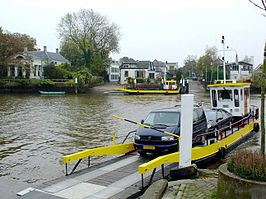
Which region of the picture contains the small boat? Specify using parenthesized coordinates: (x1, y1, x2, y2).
(39, 91, 66, 95)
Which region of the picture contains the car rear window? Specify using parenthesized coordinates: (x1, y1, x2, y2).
(144, 111, 180, 126)
(205, 110, 216, 121)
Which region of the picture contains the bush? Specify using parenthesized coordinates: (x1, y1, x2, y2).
(127, 77, 134, 84)
(0, 80, 5, 87)
(65, 79, 75, 87)
(227, 150, 266, 182)
(136, 78, 145, 83)
(29, 79, 41, 87)
(39, 79, 55, 87)
(14, 79, 29, 87)
(89, 76, 103, 85)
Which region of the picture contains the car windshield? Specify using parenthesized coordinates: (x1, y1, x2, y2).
(144, 111, 180, 126)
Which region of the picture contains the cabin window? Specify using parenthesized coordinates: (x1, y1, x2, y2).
(218, 90, 232, 101)
(234, 89, 239, 107)
(240, 89, 243, 101)
(212, 90, 217, 107)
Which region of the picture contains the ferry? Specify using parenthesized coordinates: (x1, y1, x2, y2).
(114, 79, 183, 94)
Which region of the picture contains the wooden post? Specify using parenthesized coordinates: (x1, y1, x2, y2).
(261, 42, 266, 155)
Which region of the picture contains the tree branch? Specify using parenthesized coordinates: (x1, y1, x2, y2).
(248, 0, 266, 11)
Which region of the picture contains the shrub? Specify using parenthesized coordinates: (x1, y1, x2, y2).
(227, 150, 266, 182)
(39, 79, 55, 87)
(65, 79, 75, 87)
(127, 77, 134, 84)
(14, 79, 29, 87)
(136, 78, 145, 84)
(29, 79, 41, 87)
(0, 80, 4, 87)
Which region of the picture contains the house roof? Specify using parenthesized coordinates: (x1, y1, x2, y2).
(23, 50, 69, 62)
(120, 61, 153, 69)
(153, 59, 166, 67)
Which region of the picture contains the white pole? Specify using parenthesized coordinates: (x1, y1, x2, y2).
(222, 36, 226, 84)
(179, 94, 194, 168)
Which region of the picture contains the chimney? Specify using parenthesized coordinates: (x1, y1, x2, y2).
(24, 47, 28, 52)
(56, 48, 59, 54)
(43, 46, 47, 52)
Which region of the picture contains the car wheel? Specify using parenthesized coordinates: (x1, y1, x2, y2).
(138, 151, 147, 157)
(254, 123, 260, 132)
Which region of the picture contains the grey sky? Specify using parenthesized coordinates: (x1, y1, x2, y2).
(1, 0, 265, 67)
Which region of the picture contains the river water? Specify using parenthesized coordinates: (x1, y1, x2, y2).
(0, 82, 261, 187)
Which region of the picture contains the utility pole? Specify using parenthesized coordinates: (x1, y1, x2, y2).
(261, 42, 266, 155)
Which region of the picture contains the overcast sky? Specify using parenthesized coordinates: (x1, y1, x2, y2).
(1, 0, 265, 66)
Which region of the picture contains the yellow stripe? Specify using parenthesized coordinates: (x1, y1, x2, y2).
(63, 143, 135, 164)
(114, 88, 180, 94)
(138, 122, 254, 174)
(208, 82, 250, 87)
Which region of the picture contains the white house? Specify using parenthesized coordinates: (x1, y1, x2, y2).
(165, 61, 178, 78)
(107, 60, 120, 82)
(120, 61, 155, 84)
(8, 46, 70, 79)
(226, 61, 253, 81)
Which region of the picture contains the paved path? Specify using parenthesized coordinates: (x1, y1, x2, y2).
(162, 178, 218, 199)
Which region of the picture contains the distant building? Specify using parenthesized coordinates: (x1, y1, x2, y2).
(107, 60, 120, 82)
(7, 46, 69, 79)
(226, 61, 253, 81)
(152, 59, 166, 79)
(120, 61, 155, 84)
(165, 61, 178, 78)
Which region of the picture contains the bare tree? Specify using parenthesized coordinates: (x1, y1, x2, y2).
(58, 9, 121, 68)
(248, 0, 266, 16)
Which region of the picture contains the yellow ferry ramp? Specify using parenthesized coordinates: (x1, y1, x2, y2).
(63, 142, 135, 175)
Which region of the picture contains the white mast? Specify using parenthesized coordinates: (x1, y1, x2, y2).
(222, 36, 226, 84)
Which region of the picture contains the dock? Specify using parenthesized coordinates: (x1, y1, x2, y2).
(17, 152, 175, 199)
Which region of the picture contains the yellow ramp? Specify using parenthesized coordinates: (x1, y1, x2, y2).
(63, 143, 135, 164)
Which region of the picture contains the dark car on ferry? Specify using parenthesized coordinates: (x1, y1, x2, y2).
(205, 108, 233, 131)
(134, 106, 208, 155)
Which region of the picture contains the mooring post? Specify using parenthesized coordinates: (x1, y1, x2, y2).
(180, 94, 194, 168)
(75, 77, 78, 94)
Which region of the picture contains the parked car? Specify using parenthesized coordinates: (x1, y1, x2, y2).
(205, 108, 233, 131)
(134, 106, 208, 155)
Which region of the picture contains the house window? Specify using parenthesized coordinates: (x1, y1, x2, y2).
(124, 71, 128, 77)
(149, 73, 155, 79)
(136, 71, 145, 78)
(111, 75, 119, 80)
(111, 67, 119, 73)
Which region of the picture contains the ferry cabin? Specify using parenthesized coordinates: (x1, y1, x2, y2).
(163, 80, 177, 90)
(208, 81, 250, 119)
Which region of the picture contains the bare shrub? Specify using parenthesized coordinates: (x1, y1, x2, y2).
(227, 150, 266, 182)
